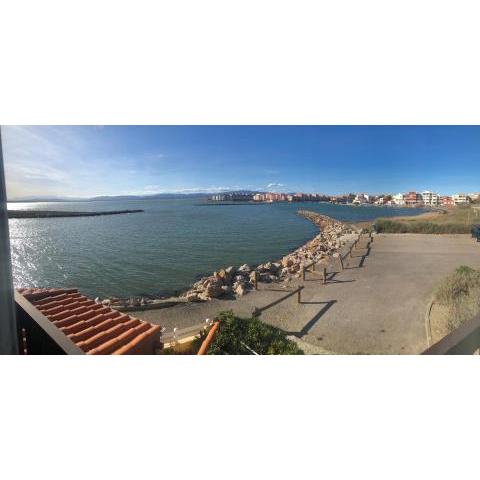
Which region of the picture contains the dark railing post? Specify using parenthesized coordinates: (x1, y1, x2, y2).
(339, 255, 344, 270)
(0, 127, 18, 354)
(323, 267, 327, 285)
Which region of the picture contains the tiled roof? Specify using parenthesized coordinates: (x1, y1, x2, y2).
(17, 288, 162, 355)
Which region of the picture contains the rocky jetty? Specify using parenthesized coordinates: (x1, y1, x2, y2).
(99, 211, 360, 308)
(179, 210, 359, 302)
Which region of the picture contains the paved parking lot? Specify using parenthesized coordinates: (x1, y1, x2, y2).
(260, 234, 480, 354)
(133, 234, 480, 354)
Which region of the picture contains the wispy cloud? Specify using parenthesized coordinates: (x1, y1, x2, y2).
(2, 126, 169, 199)
(267, 183, 285, 188)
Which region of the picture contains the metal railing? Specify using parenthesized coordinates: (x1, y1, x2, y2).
(252, 285, 304, 317)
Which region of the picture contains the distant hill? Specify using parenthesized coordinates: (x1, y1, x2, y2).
(90, 193, 212, 201)
(9, 192, 216, 203)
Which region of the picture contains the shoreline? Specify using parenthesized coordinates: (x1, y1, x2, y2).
(104, 210, 360, 310)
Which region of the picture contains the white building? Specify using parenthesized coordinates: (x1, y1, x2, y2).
(353, 193, 369, 204)
(392, 193, 405, 206)
(452, 193, 469, 205)
(421, 191, 440, 206)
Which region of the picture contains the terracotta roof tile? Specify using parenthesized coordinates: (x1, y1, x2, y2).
(17, 288, 162, 355)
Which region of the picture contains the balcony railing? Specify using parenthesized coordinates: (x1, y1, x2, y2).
(423, 313, 480, 355)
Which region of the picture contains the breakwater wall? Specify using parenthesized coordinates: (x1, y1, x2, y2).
(177, 211, 359, 302)
(101, 210, 360, 309)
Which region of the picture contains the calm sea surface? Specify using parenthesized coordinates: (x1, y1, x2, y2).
(8, 199, 426, 298)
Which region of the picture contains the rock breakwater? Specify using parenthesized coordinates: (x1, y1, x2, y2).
(180, 210, 360, 302)
(99, 211, 360, 308)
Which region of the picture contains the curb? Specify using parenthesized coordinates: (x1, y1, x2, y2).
(425, 298, 434, 348)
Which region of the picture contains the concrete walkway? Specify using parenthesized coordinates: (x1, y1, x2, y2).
(132, 234, 480, 354)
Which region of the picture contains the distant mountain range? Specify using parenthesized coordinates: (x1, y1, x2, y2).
(8, 192, 256, 203)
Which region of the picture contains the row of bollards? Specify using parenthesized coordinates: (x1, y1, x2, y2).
(297, 230, 373, 306)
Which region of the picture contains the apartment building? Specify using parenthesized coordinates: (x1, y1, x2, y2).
(441, 196, 455, 206)
(421, 191, 440, 206)
(353, 193, 369, 204)
(392, 193, 405, 206)
(404, 192, 423, 206)
(452, 193, 469, 205)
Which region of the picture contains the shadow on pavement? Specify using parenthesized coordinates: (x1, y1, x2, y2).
(345, 244, 372, 269)
(285, 300, 337, 337)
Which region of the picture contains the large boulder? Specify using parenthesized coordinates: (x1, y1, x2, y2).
(281, 256, 294, 268)
(225, 266, 236, 281)
(234, 283, 246, 296)
(238, 264, 252, 273)
(271, 262, 281, 273)
(205, 281, 224, 298)
(259, 273, 277, 283)
(185, 292, 202, 302)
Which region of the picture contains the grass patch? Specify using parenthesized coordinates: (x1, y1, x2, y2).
(375, 219, 471, 234)
(374, 206, 478, 234)
(434, 266, 480, 332)
(195, 311, 304, 355)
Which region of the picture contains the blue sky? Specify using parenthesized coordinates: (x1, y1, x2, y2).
(3, 125, 480, 199)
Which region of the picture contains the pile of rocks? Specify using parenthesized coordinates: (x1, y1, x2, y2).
(180, 211, 360, 302)
(183, 264, 255, 302)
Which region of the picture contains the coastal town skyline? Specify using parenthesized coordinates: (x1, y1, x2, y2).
(3, 125, 480, 200)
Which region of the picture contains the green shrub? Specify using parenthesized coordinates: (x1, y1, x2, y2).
(201, 311, 304, 355)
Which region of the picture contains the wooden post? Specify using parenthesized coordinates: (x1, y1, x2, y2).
(301, 265, 305, 281)
(253, 271, 258, 290)
(312, 262, 316, 272)
(297, 287, 302, 304)
(349, 246, 353, 258)
(323, 267, 327, 285)
(339, 255, 344, 270)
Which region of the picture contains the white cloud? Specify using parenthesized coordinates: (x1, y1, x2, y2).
(267, 183, 285, 188)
